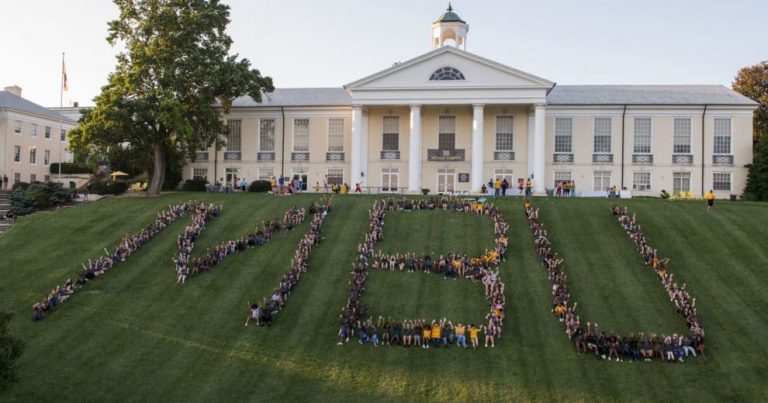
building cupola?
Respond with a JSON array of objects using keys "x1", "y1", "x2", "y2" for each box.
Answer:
[{"x1": 431, "y1": 3, "x2": 469, "y2": 50}]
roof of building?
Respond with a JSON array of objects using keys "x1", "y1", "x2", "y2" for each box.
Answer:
[
  {"x1": 547, "y1": 85, "x2": 758, "y2": 106},
  {"x1": 231, "y1": 88, "x2": 351, "y2": 107},
  {"x1": 0, "y1": 90, "x2": 76, "y2": 122},
  {"x1": 435, "y1": 4, "x2": 465, "y2": 24}
]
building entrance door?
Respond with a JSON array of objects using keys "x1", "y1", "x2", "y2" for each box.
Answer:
[{"x1": 437, "y1": 168, "x2": 456, "y2": 193}]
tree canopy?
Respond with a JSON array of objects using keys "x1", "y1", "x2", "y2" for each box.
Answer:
[
  {"x1": 71, "y1": 0, "x2": 274, "y2": 194},
  {"x1": 733, "y1": 61, "x2": 768, "y2": 200},
  {"x1": 732, "y1": 61, "x2": 768, "y2": 142}
]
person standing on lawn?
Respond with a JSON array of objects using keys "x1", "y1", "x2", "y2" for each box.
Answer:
[{"x1": 705, "y1": 190, "x2": 715, "y2": 211}]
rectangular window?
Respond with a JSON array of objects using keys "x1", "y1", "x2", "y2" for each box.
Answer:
[
  {"x1": 30, "y1": 173, "x2": 37, "y2": 183},
  {"x1": 45, "y1": 126, "x2": 51, "y2": 139},
  {"x1": 44, "y1": 175, "x2": 51, "y2": 182},
  {"x1": 593, "y1": 171, "x2": 612, "y2": 191},
  {"x1": 327, "y1": 168, "x2": 343, "y2": 185},
  {"x1": 31, "y1": 124, "x2": 38, "y2": 137},
  {"x1": 14, "y1": 121, "x2": 21, "y2": 134},
  {"x1": 554, "y1": 171, "x2": 572, "y2": 187},
  {"x1": 438, "y1": 116, "x2": 456, "y2": 150},
  {"x1": 673, "y1": 118, "x2": 692, "y2": 154},
  {"x1": 593, "y1": 117, "x2": 611, "y2": 153},
  {"x1": 193, "y1": 168, "x2": 208, "y2": 181},
  {"x1": 293, "y1": 118, "x2": 310, "y2": 152},
  {"x1": 14, "y1": 146, "x2": 21, "y2": 163},
  {"x1": 60, "y1": 129, "x2": 66, "y2": 141},
  {"x1": 633, "y1": 118, "x2": 652, "y2": 154},
  {"x1": 30, "y1": 148, "x2": 37, "y2": 164},
  {"x1": 13, "y1": 173, "x2": 20, "y2": 184},
  {"x1": 633, "y1": 172, "x2": 651, "y2": 191},
  {"x1": 495, "y1": 116, "x2": 514, "y2": 151},
  {"x1": 714, "y1": 118, "x2": 731, "y2": 154},
  {"x1": 554, "y1": 118, "x2": 572, "y2": 153},
  {"x1": 382, "y1": 116, "x2": 399, "y2": 151},
  {"x1": 713, "y1": 172, "x2": 731, "y2": 191},
  {"x1": 328, "y1": 118, "x2": 344, "y2": 152},
  {"x1": 226, "y1": 120, "x2": 242, "y2": 151},
  {"x1": 44, "y1": 150, "x2": 50, "y2": 166},
  {"x1": 259, "y1": 119, "x2": 275, "y2": 152},
  {"x1": 381, "y1": 167, "x2": 399, "y2": 192},
  {"x1": 258, "y1": 168, "x2": 274, "y2": 180},
  {"x1": 673, "y1": 172, "x2": 691, "y2": 194}
]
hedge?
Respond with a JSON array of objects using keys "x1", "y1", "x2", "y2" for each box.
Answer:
[
  {"x1": 89, "y1": 181, "x2": 128, "y2": 195},
  {"x1": 248, "y1": 180, "x2": 272, "y2": 193},
  {"x1": 182, "y1": 178, "x2": 208, "y2": 192},
  {"x1": 49, "y1": 162, "x2": 93, "y2": 175}
]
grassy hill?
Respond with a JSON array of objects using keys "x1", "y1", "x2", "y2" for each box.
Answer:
[{"x1": 0, "y1": 193, "x2": 767, "y2": 402}]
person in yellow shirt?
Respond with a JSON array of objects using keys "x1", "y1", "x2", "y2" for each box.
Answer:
[
  {"x1": 705, "y1": 190, "x2": 715, "y2": 211},
  {"x1": 494, "y1": 178, "x2": 501, "y2": 196},
  {"x1": 430, "y1": 320, "x2": 442, "y2": 348},
  {"x1": 469, "y1": 324, "x2": 481, "y2": 349},
  {"x1": 313, "y1": 181, "x2": 320, "y2": 192},
  {"x1": 421, "y1": 322, "x2": 431, "y2": 348},
  {"x1": 525, "y1": 177, "x2": 533, "y2": 196}
]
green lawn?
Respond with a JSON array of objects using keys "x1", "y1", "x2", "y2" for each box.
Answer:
[
  {"x1": 365, "y1": 210, "x2": 494, "y2": 324},
  {"x1": 0, "y1": 193, "x2": 767, "y2": 401}
]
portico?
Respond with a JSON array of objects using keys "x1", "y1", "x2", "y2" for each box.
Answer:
[{"x1": 345, "y1": 45, "x2": 553, "y2": 194}]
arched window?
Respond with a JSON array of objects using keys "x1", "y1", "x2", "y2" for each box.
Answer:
[{"x1": 429, "y1": 66, "x2": 466, "y2": 81}]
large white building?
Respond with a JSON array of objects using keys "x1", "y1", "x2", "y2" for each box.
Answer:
[
  {"x1": 0, "y1": 85, "x2": 75, "y2": 186},
  {"x1": 187, "y1": 6, "x2": 758, "y2": 197}
]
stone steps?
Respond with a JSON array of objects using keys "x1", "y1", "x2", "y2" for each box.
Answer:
[{"x1": 0, "y1": 191, "x2": 12, "y2": 235}]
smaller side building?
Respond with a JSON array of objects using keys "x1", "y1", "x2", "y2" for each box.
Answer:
[{"x1": 0, "y1": 85, "x2": 76, "y2": 186}]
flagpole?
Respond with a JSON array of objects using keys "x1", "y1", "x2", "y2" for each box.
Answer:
[{"x1": 58, "y1": 52, "x2": 64, "y2": 183}]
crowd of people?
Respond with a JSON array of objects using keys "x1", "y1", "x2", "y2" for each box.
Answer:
[
  {"x1": 522, "y1": 198, "x2": 704, "y2": 362},
  {"x1": 246, "y1": 197, "x2": 332, "y2": 327},
  {"x1": 33, "y1": 201, "x2": 208, "y2": 321},
  {"x1": 612, "y1": 205, "x2": 705, "y2": 354},
  {"x1": 336, "y1": 197, "x2": 509, "y2": 348},
  {"x1": 173, "y1": 204, "x2": 306, "y2": 283}
]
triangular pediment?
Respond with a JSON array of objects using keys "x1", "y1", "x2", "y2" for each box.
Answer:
[{"x1": 345, "y1": 46, "x2": 554, "y2": 90}]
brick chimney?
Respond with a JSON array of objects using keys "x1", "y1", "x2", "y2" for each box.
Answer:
[{"x1": 3, "y1": 85, "x2": 22, "y2": 97}]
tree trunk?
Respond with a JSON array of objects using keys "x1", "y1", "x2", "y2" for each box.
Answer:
[{"x1": 147, "y1": 142, "x2": 166, "y2": 195}]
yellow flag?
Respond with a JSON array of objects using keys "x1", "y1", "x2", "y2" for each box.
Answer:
[{"x1": 62, "y1": 60, "x2": 68, "y2": 92}]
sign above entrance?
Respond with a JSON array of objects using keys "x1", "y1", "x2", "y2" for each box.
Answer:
[
  {"x1": 458, "y1": 173, "x2": 470, "y2": 182},
  {"x1": 427, "y1": 149, "x2": 465, "y2": 161}
]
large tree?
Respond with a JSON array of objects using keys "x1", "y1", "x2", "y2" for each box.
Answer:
[
  {"x1": 0, "y1": 311, "x2": 24, "y2": 391},
  {"x1": 733, "y1": 61, "x2": 768, "y2": 142},
  {"x1": 733, "y1": 62, "x2": 768, "y2": 200},
  {"x1": 72, "y1": 0, "x2": 273, "y2": 194}
]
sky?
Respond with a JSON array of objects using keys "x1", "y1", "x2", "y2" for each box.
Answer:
[{"x1": 1, "y1": 0, "x2": 765, "y2": 107}]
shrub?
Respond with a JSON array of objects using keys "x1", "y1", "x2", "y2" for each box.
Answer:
[
  {"x1": 7, "y1": 182, "x2": 72, "y2": 216},
  {"x1": 49, "y1": 162, "x2": 92, "y2": 175},
  {"x1": 248, "y1": 180, "x2": 271, "y2": 193},
  {"x1": 9, "y1": 188, "x2": 37, "y2": 216},
  {"x1": 182, "y1": 178, "x2": 208, "y2": 192},
  {"x1": 90, "y1": 181, "x2": 129, "y2": 195},
  {"x1": 11, "y1": 182, "x2": 29, "y2": 191}
]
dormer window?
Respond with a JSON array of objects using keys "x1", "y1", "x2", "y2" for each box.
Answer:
[{"x1": 429, "y1": 66, "x2": 465, "y2": 81}]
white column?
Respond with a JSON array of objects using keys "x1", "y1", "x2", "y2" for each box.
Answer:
[
  {"x1": 361, "y1": 114, "x2": 369, "y2": 187},
  {"x1": 351, "y1": 106, "x2": 362, "y2": 186},
  {"x1": 471, "y1": 104, "x2": 485, "y2": 193},
  {"x1": 408, "y1": 104, "x2": 422, "y2": 192},
  {"x1": 533, "y1": 104, "x2": 546, "y2": 194},
  {"x1": 527, "y1": 109, "x2": 535, "y2": 179}
]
